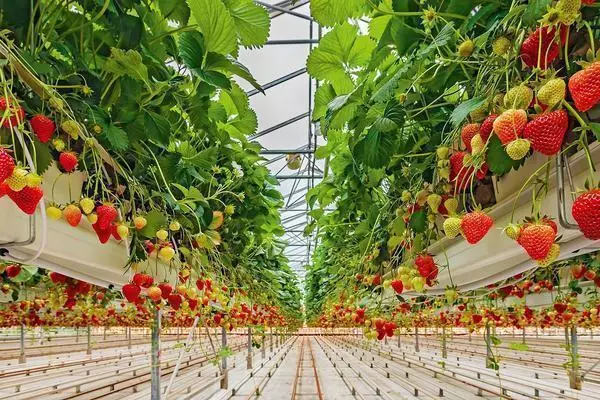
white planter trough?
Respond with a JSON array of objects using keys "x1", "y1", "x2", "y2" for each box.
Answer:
[{"x1": 423, "y1": 142, "x2": 600, "y2": 294}]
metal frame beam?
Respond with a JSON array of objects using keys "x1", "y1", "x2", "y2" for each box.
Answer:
[
  {"x1": 247, "y1": 68, "x2": 306, "y2": 97},
  {"x1": 276, "y1": 174, "x2": 323, "y2": 180},
  {"x1": 257, "y1": 0, "x2": 313, "y2": 21},
  {"x1": 250, "y1": 112, "x2": 309, "y2": 140}
]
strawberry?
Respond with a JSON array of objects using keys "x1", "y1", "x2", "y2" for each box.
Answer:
[
  {"x1": 537, "y1": 78, "x2": 566, "y2": 108},
  {"x1": 568, "y1": 62, "x2": 600, "y2": 112},
  {"x1": 8, "y1": 186, "x2": 43, "y2": 215},
  {"x1": 391, "y1": 279, "x2": 404, "y2": 294},
  {"x1": 58, "y1": 152, "x2": 78, "y2": 173},
  {"x1": 518, "y1": 223, "x2": 555, "y2": 260},
  {"x1": 480, "y1": 114, "x2": 497, "y2": 142},
  {"x1": 504, "y1": 85, "x2": 533, "y2": 109},
  {"x1": 5, "y1": 264, "x2": 21, "y2": 278},
  {"x1": 158, "y1": 282, "x2": 173, "y2": 299},
  {"x1": 523, "y1": 109, "x2": 568, "y2": 155},
  {"x1": 29, "y1": 115, "x2": 55, "y2": 143},
  {"x1": 506, "y1": 138, "x2": 531, "y2": 160},
  {"x1": 96, "y1": 203, "x2": 118, "y2": 230},
  {"x1": 168, "y1": 293, "x2": 182, "y2": 310},
  {"x1": 536, "y1": 243, "x2": 560, "y2": 267},
  {"x1": 0, "y1": 97, "x2": 25, "y2": 128},
  {"x1": 415, "y1": 254, "x2": 438, "y2": 280},
  {"x1": 541, "y1": 216, "x2": 558, "y2": 236},
  {"x1": 0, "y1": 149, "x2": 15, "y2": 184},
  {"x1": 0, "y1": 182, "x2": 8, "y2": 198},
  {"x1": 147, "y1": 286, "x2": 162, "y2": 302},
  {"x1": 461, "y1": 211, "x2": 493, "y2": 244},
  {"x1": 60, "y1": 120, "x2": 80, "y2": 140},
  {"x1": 49, "y1": 271, "x2": 67, "y2": 284},
  {"x1": 493, "y1": 109, "x2": 527, "y2": 145},
  {"x1": 571, "y1": 189, "x2": 600, "y2": 239},
  {"x1": 520, "y1": 27, "x2": 560, "y2": 69},
  {"x1": 122, "y1": 283, "x2": 141, "y2": 302},
  {"x1": 63, "y1": 204, "x2": 82, "y2": 227},
  {"x1": 92, "y1": 222, "x2": 112, "y2": 243},
  {"x1": 449, "y1": 152, "x2": 475, "y2": 190},
  {"x1": 461, "y1": 123, "x2": 480, "y2": 152},
  {"x1": 443, "y1": 216, "x2": 462, "y2": 238}
]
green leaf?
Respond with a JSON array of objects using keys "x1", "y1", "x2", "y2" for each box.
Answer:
[
  {"x1": 509, "y1": 342, "x2": 530, "y2": 351},
  {"x1": 103, "y1": 48, "x2": 148, "y2": 81},
  {"x1": 104, "y1": 125, "x2": 130, "y2": 151},
  {"x1": 178, "y1": 31, "x2": 205, "y2": 72},
  {"x1": 187, "y1": 0, "x2": 238, "y2": 55},
  {"x1": 34, "y1": 141, "x2": 53, "y2": 175},
  {"x1": 409, "y1": 209, "x2": 427, "y2": 233},
  {"x1": 138, "y1": 210, "x2": 168, "y2": 239},
  {"x1": 490, "y1": 335, "x2": 502, "y2": 346},
  {"x1": 487, "y1": 135, "x2": 526, "y2": 176},
  {"x1": 227, "y1": 0, "x2": 270, "y2": 48},
  {"x1": 144, "y1": 111, "x2": 171, "y2": 145},
  {"x1": 187, "y1": 147, "x2": 218, "y2": 169},
  {"x1": 307, "y1": 23, "x2": 375, "y2": 88},
  {"x1": 522, "y1": 0, "x2": 552, "y2": 26},
  {"x1": 310, "y1": 0, "x2": 366, "y2": 27},
  {"x1": 352, "y1": 128, "x2": 395, "y2": 169},
  {"x1": 590, "y1": 122, "x2": 600, "y2": 142},
  {"x1": 450, "y1": 96, "x2": 485, "y2": 128},
  {"x1": 159, "y1": 0, "x2": 191, "y2": 24}
]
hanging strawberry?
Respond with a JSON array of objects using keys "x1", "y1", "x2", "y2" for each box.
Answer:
[{"x1": 29, "y1": 115, "x2": 56, "y2": 143}]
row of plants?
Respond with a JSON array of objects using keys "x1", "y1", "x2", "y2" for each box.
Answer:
[
  {"x1": 305, "y1": 0, "x2": 600, "y2": 324},
  {"x1": 0, "y1": 1, "x2": 302, "y2": 324},
  {"x1": 0, "y1": 262, "x2": 298, "y2": 330}
]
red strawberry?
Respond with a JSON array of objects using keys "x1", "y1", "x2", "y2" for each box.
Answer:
[
  {"x1": 391, "y1": 279, "x2": 404, "y2": 294},
  {"x1": 472, "y1": 314, "x2": 483, "y2": 324},
  {"x1": 541, "y1": 216, "x2": 558, "y2": 236},
  {"x1": 59, "y1": 152, "x2": 78, "y2": 172},
  {"x1": 30, "y1": 115, "x2": 55, "y2": 143},
  {"x1": 461, "y1": 123, "x2": 480, "y2": 152},
  {"x1": 49, "y1": 271, "x2": 67, "y2": 284},
  {"x1": 476, "y1": 162, "x2": 489, "y2": 180},
  {"x1": 5, "y1": 264, "x2": 21, "y2": 278},
  {"x1": 518, "y1": 223, "x2": 555, "y2": 260},
  {"x1": 493, "y1": 109, "x2": 527, "y2": 145},
  {"x1": 8, "y1": 186, "x2": 43, "y2": 214},
  {"x1": 520, "y1": 27, "x2": 560, "y2": 69},
  {"x1": 0, "y1": 182, "x2": 8, "y2": 197},
  {"x1": 0, "y1": 149, "x2": 15, "y2": 183},
  {"x1": 583, "y1": 0, "x2": 595, "y2": 4},
  {"x1": 196, "y1": 278, "x2": 205, "y2": 290},
  {"x1": 63, "y1": 204, "x2": 82, "y2": 227},
  {"x1": 461, "y1": 211, "x2": 493, "y2": 244},
  {"x1": 168, "y1": 293, "x2": 182, "y2": 310},
  {"x1": 480, "y1": 114, "x2": 497, "y2": 142},
  {"x1": 572, "y1": 189, "x2": 600, "y2": 239},
  {"x1": 415, "y1": 254, "x2": 438, "y2": 280},
  {"x1": 449, "y1": 152, "x2": 475, "y2": 190},
  {"x1": 568, "y1": 62, "x2": 600, "y2": 112},
  {"x1": 92, "y1": 222, "x2": 112, "y2": 243},
  {"x1": 158, "y1": 282, "x2": 173, "y2": 299},
  {"x1": 523, "y1": 109, "x2": 568, "y2": 155},
  {"x1": 0, "y1": 97, "x2": 25, "y2": 128},
  {"x1": 554, "y1": 303, "x2": 567, "y2": 314},
  {"x1": 122, "y1": 283, "x2": 141, "y2": 303},
  {"x1": 96, "y1": 203, "x2": 118, "y2": 230}
]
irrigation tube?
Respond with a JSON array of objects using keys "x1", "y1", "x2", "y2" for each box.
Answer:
[{"x1": 163, "y1": 316, "x2": 200, "y2": 399}]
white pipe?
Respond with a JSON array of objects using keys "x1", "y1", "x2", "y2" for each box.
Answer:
[{"x1": 164, "y1": 316, "x2": 199, "y2": 398}]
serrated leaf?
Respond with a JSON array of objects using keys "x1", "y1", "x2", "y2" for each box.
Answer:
[
  {"x1": 522, "y1": 0, "x2": 552, "y2": 25},
  {"x1": 144, "y1": 111, "x2": 171, "y2": 145},
  {"x1": 227, "y1": 0, "x2": 270, "y2": 48},
  {"x1": 159, "y1": 0, "x2": 191, "y2": 24},
  {"x1": 450, "y1": 96, "x2": 486, "y2": 128},
  {"x1": 34, "y1": 141, "x2": 52, "y2": 175},
  {"x1": 590, "y1": 122, "x2": 600, "y2": 142},
  {"x1": 103, "y1": 48, "x2": 148, "y2": 81},
  {"x1": 310, "y1": 0, "x2": 366, "y2": 27},
  {"x1": 139, "y1": 210, "x2": 167, "y2": 239},
  {"x1": 187, "y1": 0, "x2": 238, "y2": 55},
  {"x1": 104, "y1": 125, "x2": 130, "y2": 151},
  {"x1": 352, "y1": 128, "x2": 395, "y2": 168}
]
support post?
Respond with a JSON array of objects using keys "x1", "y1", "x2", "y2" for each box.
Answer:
[
  {"x1": 414, "y1": 326, "x2": 420, "y2": 352},
  {"x1": 261, "y1": 333, "x2": 266, "y2": 359},
  {"x1": 441, "y1": 327, "x2": 447, "y2": 359},
  {"x1": 397, "y1": 331, "x2": 401, "y2": 348},
  {"x1": 485, "y1": 324, "x2": 493, "y2": 369},
  {"x1": 247, "y1": 327, "x2": 253, "y2": 369},
  {"x1": 567, "y1": 325, "x2": 582, "y2": 390},
  {"x1": 75, "y1": 327, "x2": 79, "y2": 343},
  {"x1": 151, "y1": 308, "x2": 162, "y2": 400},
  {"x1": 270, "y1": 327, "x2": 273, "y2": 353},
  {"x1": 128, "y1": 326, "x2": 132, "y2": 350},
  {"x1": 86, "y1": 326, "x2": 92, "y2": 355},
  {"x1": 39, "y1": 326, "x2": 44, "y2": 345},
  {"x1": 164, "y1": 316, "x2": 199, "y2": 397},
  {"x1": 103, "y1": 326, "x2": 107, "y2": 341},
  {"x1": 220, "y1": 326, "x2": 229, "y2": 389},
  {"x1": 18, "y1": 324, "x2": 26, "y2": 364},
  {"x1": 522, "y1": 327, "x2": 526, "y2": 344}
]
